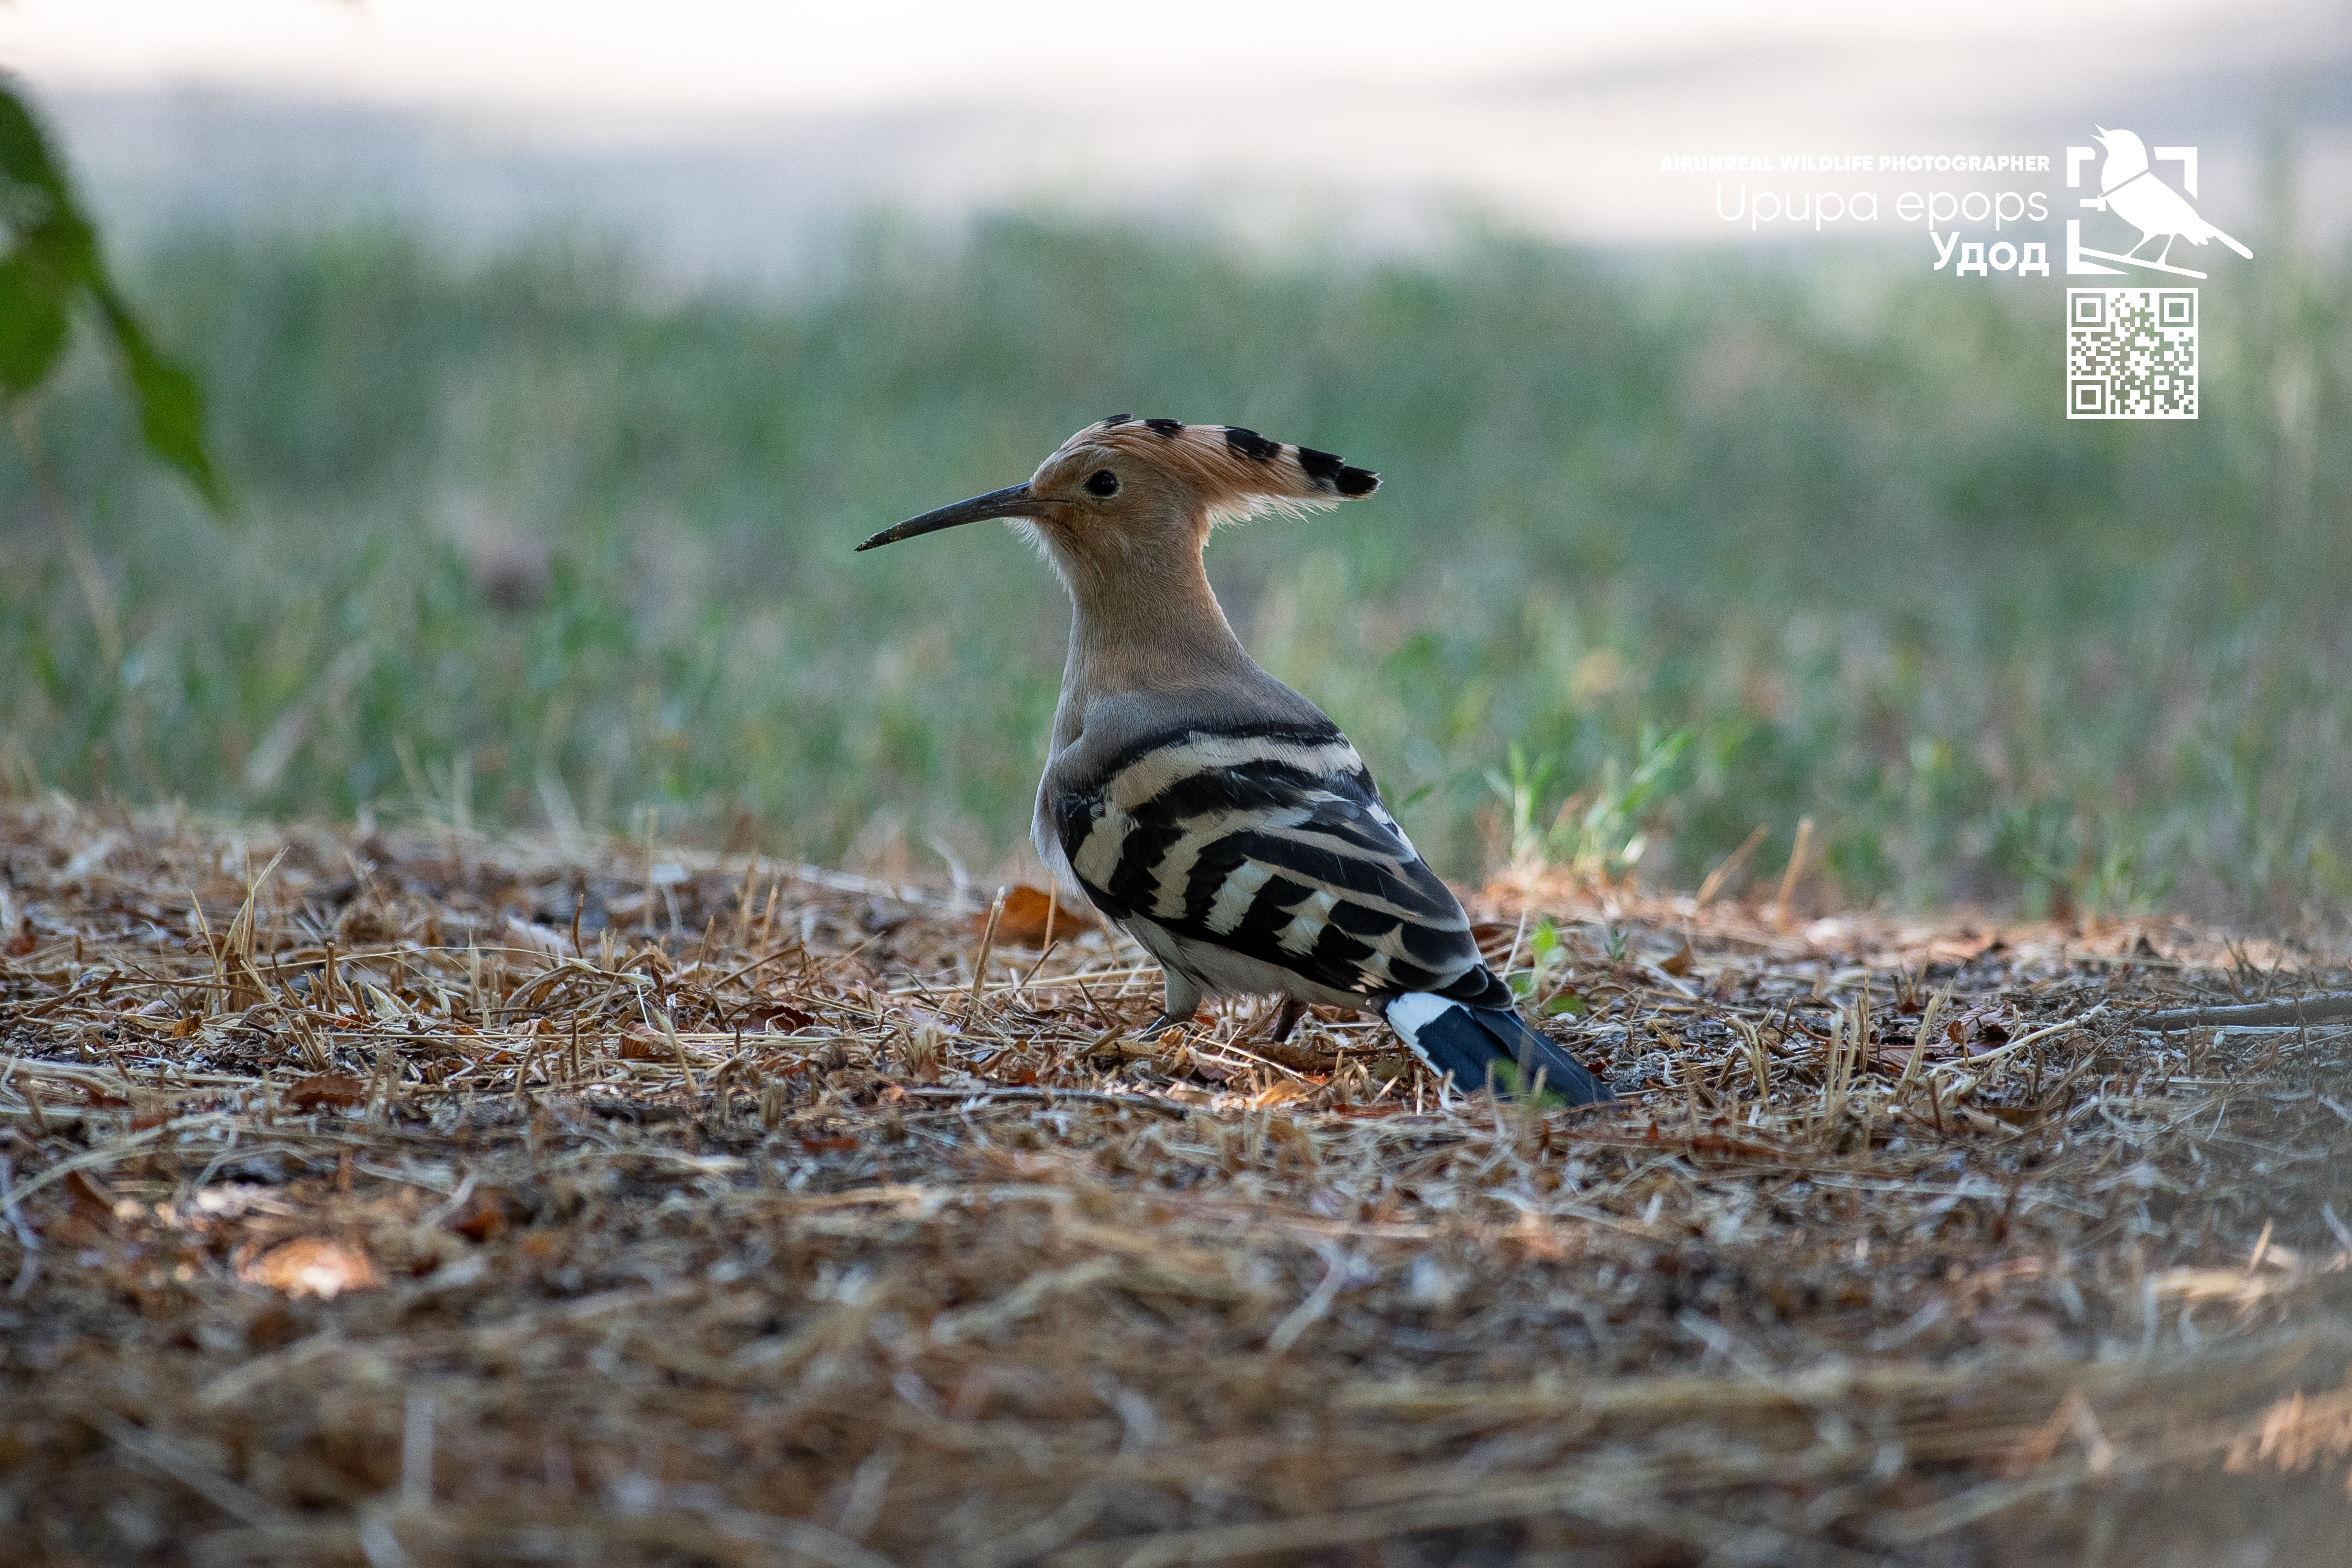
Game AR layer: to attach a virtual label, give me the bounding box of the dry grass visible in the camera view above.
[3,796,2351,1566]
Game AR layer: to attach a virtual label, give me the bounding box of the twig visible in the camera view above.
[1768,817,1814,930]
[87,1410,287,1526]
[964,888,1006,1031]
[895,1085,1188,1119]
[1695,823,1770,907]
[2135,992,2352,1030]
[654,1010,700,1096]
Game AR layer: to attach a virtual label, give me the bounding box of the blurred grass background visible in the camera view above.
[1,212,2345,924]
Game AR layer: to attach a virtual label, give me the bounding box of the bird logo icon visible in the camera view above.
[2069,127,2252,279]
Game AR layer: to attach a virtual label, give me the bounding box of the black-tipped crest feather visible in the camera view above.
[1057,419,1379,521]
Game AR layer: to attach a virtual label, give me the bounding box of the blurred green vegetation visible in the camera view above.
[1,215,2345,923]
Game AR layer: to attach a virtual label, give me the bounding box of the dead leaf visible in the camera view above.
[243,1237,377,1299]
[1470,921,1518,955]
[446,1195,509,1243]
[1661,937,1696,976]
[286,1074,365,1110]
[619,1025,664,1059]
[983,885,1092,947]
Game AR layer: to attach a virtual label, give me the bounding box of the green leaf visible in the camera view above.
[0,78,228,514]
[0,252,67,395]
[0,82,73,207]
[0,80,95,289]
[1543,992,1590,1017]
[93,282,229,514]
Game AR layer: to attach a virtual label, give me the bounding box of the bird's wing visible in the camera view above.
[1048,720,1498,1004]
[2120,182,2201,234]
[2117,182,2253,255]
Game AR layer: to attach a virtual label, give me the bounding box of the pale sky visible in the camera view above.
[0,0,2289,114]
[10,0,2344,264]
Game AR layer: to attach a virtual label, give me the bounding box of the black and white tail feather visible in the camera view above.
[1385,994,1607,1105]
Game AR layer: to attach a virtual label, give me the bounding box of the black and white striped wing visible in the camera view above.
[1052,722,1502,1005]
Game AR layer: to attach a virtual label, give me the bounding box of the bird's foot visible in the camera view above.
[1139,1013,1191,1042]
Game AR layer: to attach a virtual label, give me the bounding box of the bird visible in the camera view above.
[2085,127,2252,269]
[858,416,1611,1106]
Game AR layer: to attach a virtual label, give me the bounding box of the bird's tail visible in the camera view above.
[1384,993,1612,1106]
[2212,226,2253,260]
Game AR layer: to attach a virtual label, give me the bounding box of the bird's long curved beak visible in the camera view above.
[856,483,1042,551]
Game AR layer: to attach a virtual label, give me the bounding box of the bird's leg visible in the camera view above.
[1138,968,1205,1043]
[2156,232,2176,268]
[1267,997,1307,1043]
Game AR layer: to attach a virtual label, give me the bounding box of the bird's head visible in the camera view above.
[856,417,1379,586]
[2093,127,2150,184]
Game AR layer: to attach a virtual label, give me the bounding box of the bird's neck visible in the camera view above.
[1054,535,1258,701]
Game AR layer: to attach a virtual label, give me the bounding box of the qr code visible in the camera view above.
[2067,289,2196,419]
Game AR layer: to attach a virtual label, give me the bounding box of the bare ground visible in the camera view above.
[2,799,2350,1566]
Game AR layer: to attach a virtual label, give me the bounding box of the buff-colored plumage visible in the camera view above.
[1044,417,1376,522]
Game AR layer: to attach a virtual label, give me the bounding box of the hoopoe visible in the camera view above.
[858,417,1610,1105]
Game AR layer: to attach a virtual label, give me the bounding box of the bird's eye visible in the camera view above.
[1084,469,1120,497]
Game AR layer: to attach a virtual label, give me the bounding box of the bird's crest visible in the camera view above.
[1061,416,1379,522]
